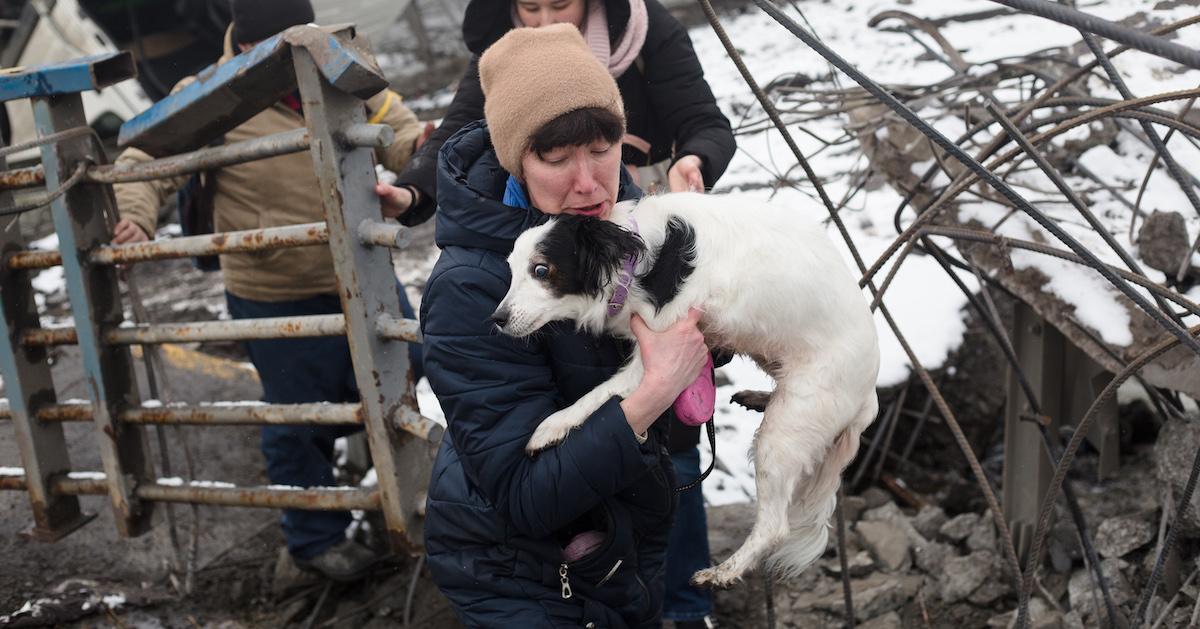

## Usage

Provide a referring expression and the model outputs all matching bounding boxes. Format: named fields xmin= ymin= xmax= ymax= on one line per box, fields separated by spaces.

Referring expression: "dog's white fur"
xmin=496 ymin=192 xmax=880 ymax=587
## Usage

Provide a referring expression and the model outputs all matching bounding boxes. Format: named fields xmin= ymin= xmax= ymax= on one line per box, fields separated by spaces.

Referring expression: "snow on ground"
xmin=684 ymin=0 xmax=1200 ymax=504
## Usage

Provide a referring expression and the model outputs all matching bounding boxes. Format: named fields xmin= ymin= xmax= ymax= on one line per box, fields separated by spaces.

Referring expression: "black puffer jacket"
xmin=421 ymin=121 xmax=678 ymax=628
xmin=396 ymin=0 xmax=735 ymax=227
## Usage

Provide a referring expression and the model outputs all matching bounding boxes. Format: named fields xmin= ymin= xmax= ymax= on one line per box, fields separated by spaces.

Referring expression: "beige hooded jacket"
xmin=114 ymin=27 xmax=423 ymax=302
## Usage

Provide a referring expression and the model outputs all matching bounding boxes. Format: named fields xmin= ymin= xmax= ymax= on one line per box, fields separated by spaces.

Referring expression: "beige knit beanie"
xmin=479 ymin=23 xmax=626 ymax=179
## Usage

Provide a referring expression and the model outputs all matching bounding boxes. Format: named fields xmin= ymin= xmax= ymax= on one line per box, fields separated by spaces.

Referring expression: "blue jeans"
xmin=663 ymin=447 xmax=714 ymax=621
xmin=225 ymin=288 xmax=422 ymax=559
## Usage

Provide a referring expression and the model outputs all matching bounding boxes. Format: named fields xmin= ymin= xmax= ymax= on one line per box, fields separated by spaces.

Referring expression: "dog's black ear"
xmin=566 ymin=216 xmax=645 ymax=297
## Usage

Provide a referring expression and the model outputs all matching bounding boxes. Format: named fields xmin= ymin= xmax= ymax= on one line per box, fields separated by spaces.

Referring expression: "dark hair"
xmin=528 ymin=107 xmax=624 ymax=157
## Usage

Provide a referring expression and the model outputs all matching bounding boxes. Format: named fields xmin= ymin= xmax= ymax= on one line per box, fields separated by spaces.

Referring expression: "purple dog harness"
xmin=607 ymin=215 xmax=639 ymax=317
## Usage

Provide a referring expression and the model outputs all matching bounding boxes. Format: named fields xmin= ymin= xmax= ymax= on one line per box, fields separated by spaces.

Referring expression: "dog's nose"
xmin=489 ymin=308 xmax=510 ymax=329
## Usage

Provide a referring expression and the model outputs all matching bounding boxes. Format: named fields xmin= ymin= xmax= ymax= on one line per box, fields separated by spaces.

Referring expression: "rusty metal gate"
xmin=0 ymin=25 xmax=439 ymax=553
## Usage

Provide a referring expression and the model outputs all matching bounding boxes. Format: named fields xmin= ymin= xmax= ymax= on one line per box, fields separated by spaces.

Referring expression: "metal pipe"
xmin=375 ymin=313 xmax=422 ymax=343
xmin=23 ymin=314 xmax=348 ymax=347
xmin=0 ymin=401 xmax=362 ymax=425
xmin=86 ymin=129 xmax=310 ymax=185
xmin=122 ymin=403 xmax=362 ymax=426
xmin=7 ymin=222 xmax=330 ymax=271
xmin=29 ymin=474 xmax=382 ymax=510
xmin=395 ymin=405 xmax=444 ymax=444
xmin=134 ymin=484 xmax=380 ymax=511
xmin=338 ymin=123 xmax=394 ymax=149
xmin=0 ymin=165 xmax=46 ymax=191
xmin=358 ymin=220 xmax=413 ymax=249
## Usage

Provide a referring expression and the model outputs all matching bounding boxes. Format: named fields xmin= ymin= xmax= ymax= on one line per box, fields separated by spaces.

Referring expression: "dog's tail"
xmin=766 ymin=405 xmax=872 ymax=578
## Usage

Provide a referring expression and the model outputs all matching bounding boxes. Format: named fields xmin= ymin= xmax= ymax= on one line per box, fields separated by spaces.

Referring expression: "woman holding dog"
xmin=411 ymin=25 xmax=710 ymax=628
xmin=376 ymin=2 xmax=734 ymax=624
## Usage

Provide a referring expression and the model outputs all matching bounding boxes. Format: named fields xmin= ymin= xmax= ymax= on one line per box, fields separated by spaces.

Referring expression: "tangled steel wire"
xmin=698 ymin=1 xmax=1200 ymax=627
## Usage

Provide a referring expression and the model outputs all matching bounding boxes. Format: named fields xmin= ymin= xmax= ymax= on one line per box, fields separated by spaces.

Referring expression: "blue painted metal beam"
xmin=0 ymin=53 xmax=135 ymax=103
xmin=118 ymin=25 xmax=387 ymax=157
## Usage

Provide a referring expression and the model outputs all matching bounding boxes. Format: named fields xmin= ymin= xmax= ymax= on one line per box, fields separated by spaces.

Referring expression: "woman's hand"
xmin=667 ymin=155 xmax=704 ymax=193
xmin=112 ymin=218 xmax=149 ymax=244
xmin=621 ymin=308 xmax=709 ymax=436
xmin=376 ymin=183 xmax=416 ymax=219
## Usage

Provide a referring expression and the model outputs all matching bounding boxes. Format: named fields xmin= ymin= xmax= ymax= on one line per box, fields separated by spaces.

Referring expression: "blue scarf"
xmin=502 ymin=175 xmax=530 ymax=210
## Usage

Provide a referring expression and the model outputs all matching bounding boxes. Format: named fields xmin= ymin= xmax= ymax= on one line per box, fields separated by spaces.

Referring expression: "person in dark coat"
xmin=419 ymin=25 xmax=711 ymax=628
xmin=380 ymin=0 xmax=736 ymax=224
xmin=373 ymin=2 xmax=733 ymax=624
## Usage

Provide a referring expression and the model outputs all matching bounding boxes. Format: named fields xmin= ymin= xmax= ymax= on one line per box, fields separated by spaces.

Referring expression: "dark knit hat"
xmin=233 ymin=0 xmax=316 ymax=45
xmin=479 ymin=24 xmax=625 ymax=179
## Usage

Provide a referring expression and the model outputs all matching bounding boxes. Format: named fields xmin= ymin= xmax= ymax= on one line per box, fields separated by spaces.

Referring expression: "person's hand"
xmin=376 ymin=183 xmax=415 ymax=219
xmin=112 ymin=218 xmax=149 ymax=245
xmin=414 ymin=121 xmax=435 ymax=151
xmin=621 ymin=308 xmax=709 ymax=434
xmin=667 ymin=155 xmax=704 ymax=193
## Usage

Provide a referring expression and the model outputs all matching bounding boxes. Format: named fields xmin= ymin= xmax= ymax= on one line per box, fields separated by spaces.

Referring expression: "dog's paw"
xmin=690 ymin=566 xmax=743 ymax=589
xmin=525 ymin=413 xmax=582 ymax=454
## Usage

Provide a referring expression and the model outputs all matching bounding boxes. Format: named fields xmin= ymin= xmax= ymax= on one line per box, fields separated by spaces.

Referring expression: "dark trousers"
xmin=663 ymin=447 xmax=715 ymax=621
xmin=226 ymin=288 xmax=423 ymax=559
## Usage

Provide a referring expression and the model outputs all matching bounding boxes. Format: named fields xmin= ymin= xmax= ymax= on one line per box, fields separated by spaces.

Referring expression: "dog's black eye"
xmin=531 ymin=263 xmax=550 ymax=280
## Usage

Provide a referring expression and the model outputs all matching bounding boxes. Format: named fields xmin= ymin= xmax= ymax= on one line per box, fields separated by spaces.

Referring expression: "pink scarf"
xmin=512 ymin=0 xmax=648 ymax=78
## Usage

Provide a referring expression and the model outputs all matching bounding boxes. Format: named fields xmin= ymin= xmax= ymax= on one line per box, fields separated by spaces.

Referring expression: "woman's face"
xmin=521 ymin=140 xmax=622 ymax=218
xmin=514 ymin=0 xmax=587 ymax=29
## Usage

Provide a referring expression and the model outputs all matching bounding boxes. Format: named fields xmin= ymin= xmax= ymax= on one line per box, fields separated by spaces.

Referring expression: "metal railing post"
xmin=292 ymin=47 xmax=433 ymax=553
xmin=31 ymin=92 xmax=154 ymax=537
xmin=0 ymin=161 xmax=95 ymax=540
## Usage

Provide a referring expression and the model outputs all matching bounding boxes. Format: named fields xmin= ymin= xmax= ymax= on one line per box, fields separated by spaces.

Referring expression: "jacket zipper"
xmin=559 ymin=563 xmax=573 ymax=600
xmin=597 ymin=559 xmax=623 ymax=587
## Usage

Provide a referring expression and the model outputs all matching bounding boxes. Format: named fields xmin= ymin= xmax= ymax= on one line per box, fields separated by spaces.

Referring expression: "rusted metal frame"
xmin=704 ymin=0 xmax=1027 ymax=593
xmin=0 ymin=52 xmax=135 ymax=102
xmin=33 ymin=92 xmax=154 ymax=538
xmin=294 ymin=48 xmax=434 ymax=553
xmin=921 ymin=244 xmax=1121 ymax=626
xmin=0 ymin=401 xmax=362 ymax=426
xmin=0 ymin=165 xmax=44 ymax=191
xmin=22 ymin=313 xmax=422 ymax=347
xmin=0 ymin=161 xmax=88 ymax=217
xmin=9 ymin=218 xmax=410 ymax=271
xmin=118 ymin=25 xmax=384 ymax=157
xmin=982 ymin=101 xmax=1186 ymax=327
xmin=8 ymin=222 xmax=329 ymax=270
xmin=94 ymin=128 xmax=309 ymax=184
xmin=0 ymin=150 xmax=93 ymax=541
xmin=0 ymin=125 xmax=97 ymax=160
xmin=0 ymin=474 xmax=382 ymax=510
xmin=92 ymin=123 xmax=392 ymax=186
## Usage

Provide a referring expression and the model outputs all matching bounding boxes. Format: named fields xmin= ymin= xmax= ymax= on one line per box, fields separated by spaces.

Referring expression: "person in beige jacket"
xmin=111 ymin=0 xmax=428 ymax=582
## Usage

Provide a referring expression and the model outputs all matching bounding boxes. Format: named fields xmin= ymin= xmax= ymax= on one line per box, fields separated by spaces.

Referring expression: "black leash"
xmin=674 ymin=418 xmax=716 ymax=493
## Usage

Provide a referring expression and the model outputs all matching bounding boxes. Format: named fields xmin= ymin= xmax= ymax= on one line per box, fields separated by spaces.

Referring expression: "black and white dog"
xmin=492 ymin=192 xmax=880 ymax=587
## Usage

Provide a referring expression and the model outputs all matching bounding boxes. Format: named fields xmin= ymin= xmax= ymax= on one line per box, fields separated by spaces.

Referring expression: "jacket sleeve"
xmin=393 ymin=57 xmax=486 ymax=226
xmin=421 ymin=258 xmax=661 ymax=539
xmin=367 ymin=88 xmax=424 ymax=176
xmin=112 ymin=147 xmax=188 ymax=239
xmin=640 ymin=0 xmax=736 ymax=187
